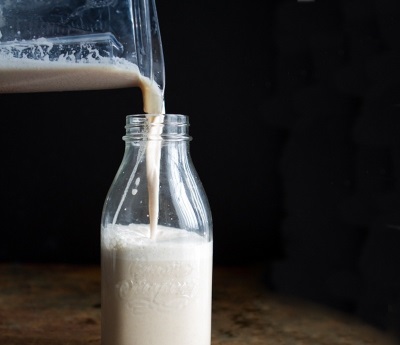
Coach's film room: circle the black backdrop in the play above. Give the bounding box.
[1,0,399,337]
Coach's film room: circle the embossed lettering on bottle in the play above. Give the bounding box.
[117,260,199,313]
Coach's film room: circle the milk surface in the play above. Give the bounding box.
[101,224,213,345]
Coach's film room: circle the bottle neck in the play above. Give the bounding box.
[123,114,191,142]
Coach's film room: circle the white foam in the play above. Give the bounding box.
[102,223,212,261]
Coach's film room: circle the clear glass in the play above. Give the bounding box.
[0,0,164,94]
[100,114,213,345]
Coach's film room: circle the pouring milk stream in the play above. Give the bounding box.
[0,2,213,344]
[0,0,165,238]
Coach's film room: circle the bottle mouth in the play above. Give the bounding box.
[123,114,191,141]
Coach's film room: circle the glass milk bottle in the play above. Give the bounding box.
[101,114,213,345]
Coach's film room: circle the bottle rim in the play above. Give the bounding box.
[123,114,191,141]
[126,114,189,125]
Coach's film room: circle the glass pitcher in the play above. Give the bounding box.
[0,0,164,111]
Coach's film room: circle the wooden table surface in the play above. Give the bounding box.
[0,263,397,345]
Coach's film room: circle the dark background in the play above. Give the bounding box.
[1,0,399,338]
